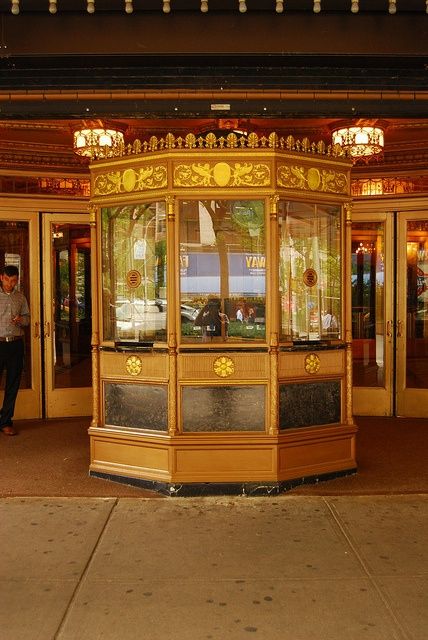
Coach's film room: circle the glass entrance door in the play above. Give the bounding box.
[42,214,92,417]
[352,209,428,417]
[396,212,428,417]
[0,213,42,419]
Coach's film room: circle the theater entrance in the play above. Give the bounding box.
[352,202,428,417]
[0,206,92,419]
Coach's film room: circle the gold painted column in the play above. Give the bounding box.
[268,194,280,436]
[166,195,178,436]
[344,201,355,427]
[90,203,100,428]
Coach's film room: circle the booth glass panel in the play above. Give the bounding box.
[179,199,266,343]
[278,201,341,342]
[101,202,167,343]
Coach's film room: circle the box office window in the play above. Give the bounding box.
[179,199,266,343]
[101,202,167,343]
[279,201,341,343]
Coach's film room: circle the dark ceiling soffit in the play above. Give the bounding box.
[1,14,427,57]
[1,98,427,119]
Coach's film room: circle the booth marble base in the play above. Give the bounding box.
[89,423,357,495]
[89,468,357,496]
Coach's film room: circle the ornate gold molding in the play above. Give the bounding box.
[174,161,271,188]
[277,164,348,194]
[93,164,167,195]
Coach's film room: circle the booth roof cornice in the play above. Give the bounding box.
[114,131,351,163]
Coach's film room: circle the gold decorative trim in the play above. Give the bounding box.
[117,132,348,159]
[213,356,235,378]
[174,161,270,188]
[126,355,143,376]
[93,164,167,195]
[277,164,348,194]
[304,353,320,374]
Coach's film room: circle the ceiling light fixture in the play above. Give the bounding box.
[350,0,359,13]
[313,0,321,13]
[238,0,247,12]
[11,0,19,14]
[163,0,171,12]
[275,0,284,12]
[331,125,385,162]
[73,127,124,160]
[200,0,208,12]
[388,0,397,13]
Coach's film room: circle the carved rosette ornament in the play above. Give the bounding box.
[126,355,143,376]
[213,356,235,378]
[304,353,321,374]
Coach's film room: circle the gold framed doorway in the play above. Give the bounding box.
[352,199,428,417]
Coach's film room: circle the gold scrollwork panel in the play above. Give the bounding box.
[178,352,269,381]
[173,160,271,188]
[278,350,345,379]
[276,163,348,195]
[99,351,169,380]
[93,163,168,196]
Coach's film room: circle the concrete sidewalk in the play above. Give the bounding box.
[1,495,427,640]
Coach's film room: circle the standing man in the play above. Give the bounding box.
[0,265,30,436]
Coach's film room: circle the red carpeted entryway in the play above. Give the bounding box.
[1,416,427,497]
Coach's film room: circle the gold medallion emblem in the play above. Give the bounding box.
[303,268,318,287]
[305,353,320,374]
[126,270,142,289]
[213,356,235,378]
[126,355,143,376]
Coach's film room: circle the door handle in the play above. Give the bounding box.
[397,320,403,338]
[386,320,393,337]
[44,321,50,338]
[34,322,40,339]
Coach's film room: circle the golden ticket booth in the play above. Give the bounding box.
[88,132,356,495]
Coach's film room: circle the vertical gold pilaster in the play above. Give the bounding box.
[91,332,100,428]
[166,195,178,435]
[344,201,355,426]
[89,204,100,428]
[268,194,280,435]
[269,333,279,435]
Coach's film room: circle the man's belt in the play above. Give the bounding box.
[0,336,23,342]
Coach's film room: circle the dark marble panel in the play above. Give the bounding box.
[279,380,341,430]
[104,382,168,431]
[182,385,266,432]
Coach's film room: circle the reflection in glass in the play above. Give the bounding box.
[406,220,428,389]
[351,223,385,387]
[101,202,167,343]
[278,201,341,342]
[0,221,31,389]
[179,200,266,343]
[52,223,92,389]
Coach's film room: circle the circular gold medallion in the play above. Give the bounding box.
[213,356,235,378]
[213,162,231,187]
[307,167,321,191]
[305,353,320,374]
[303,268,318,287]
[126,270,142,289]
[122,168,137,192]
[126,355,142,376]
